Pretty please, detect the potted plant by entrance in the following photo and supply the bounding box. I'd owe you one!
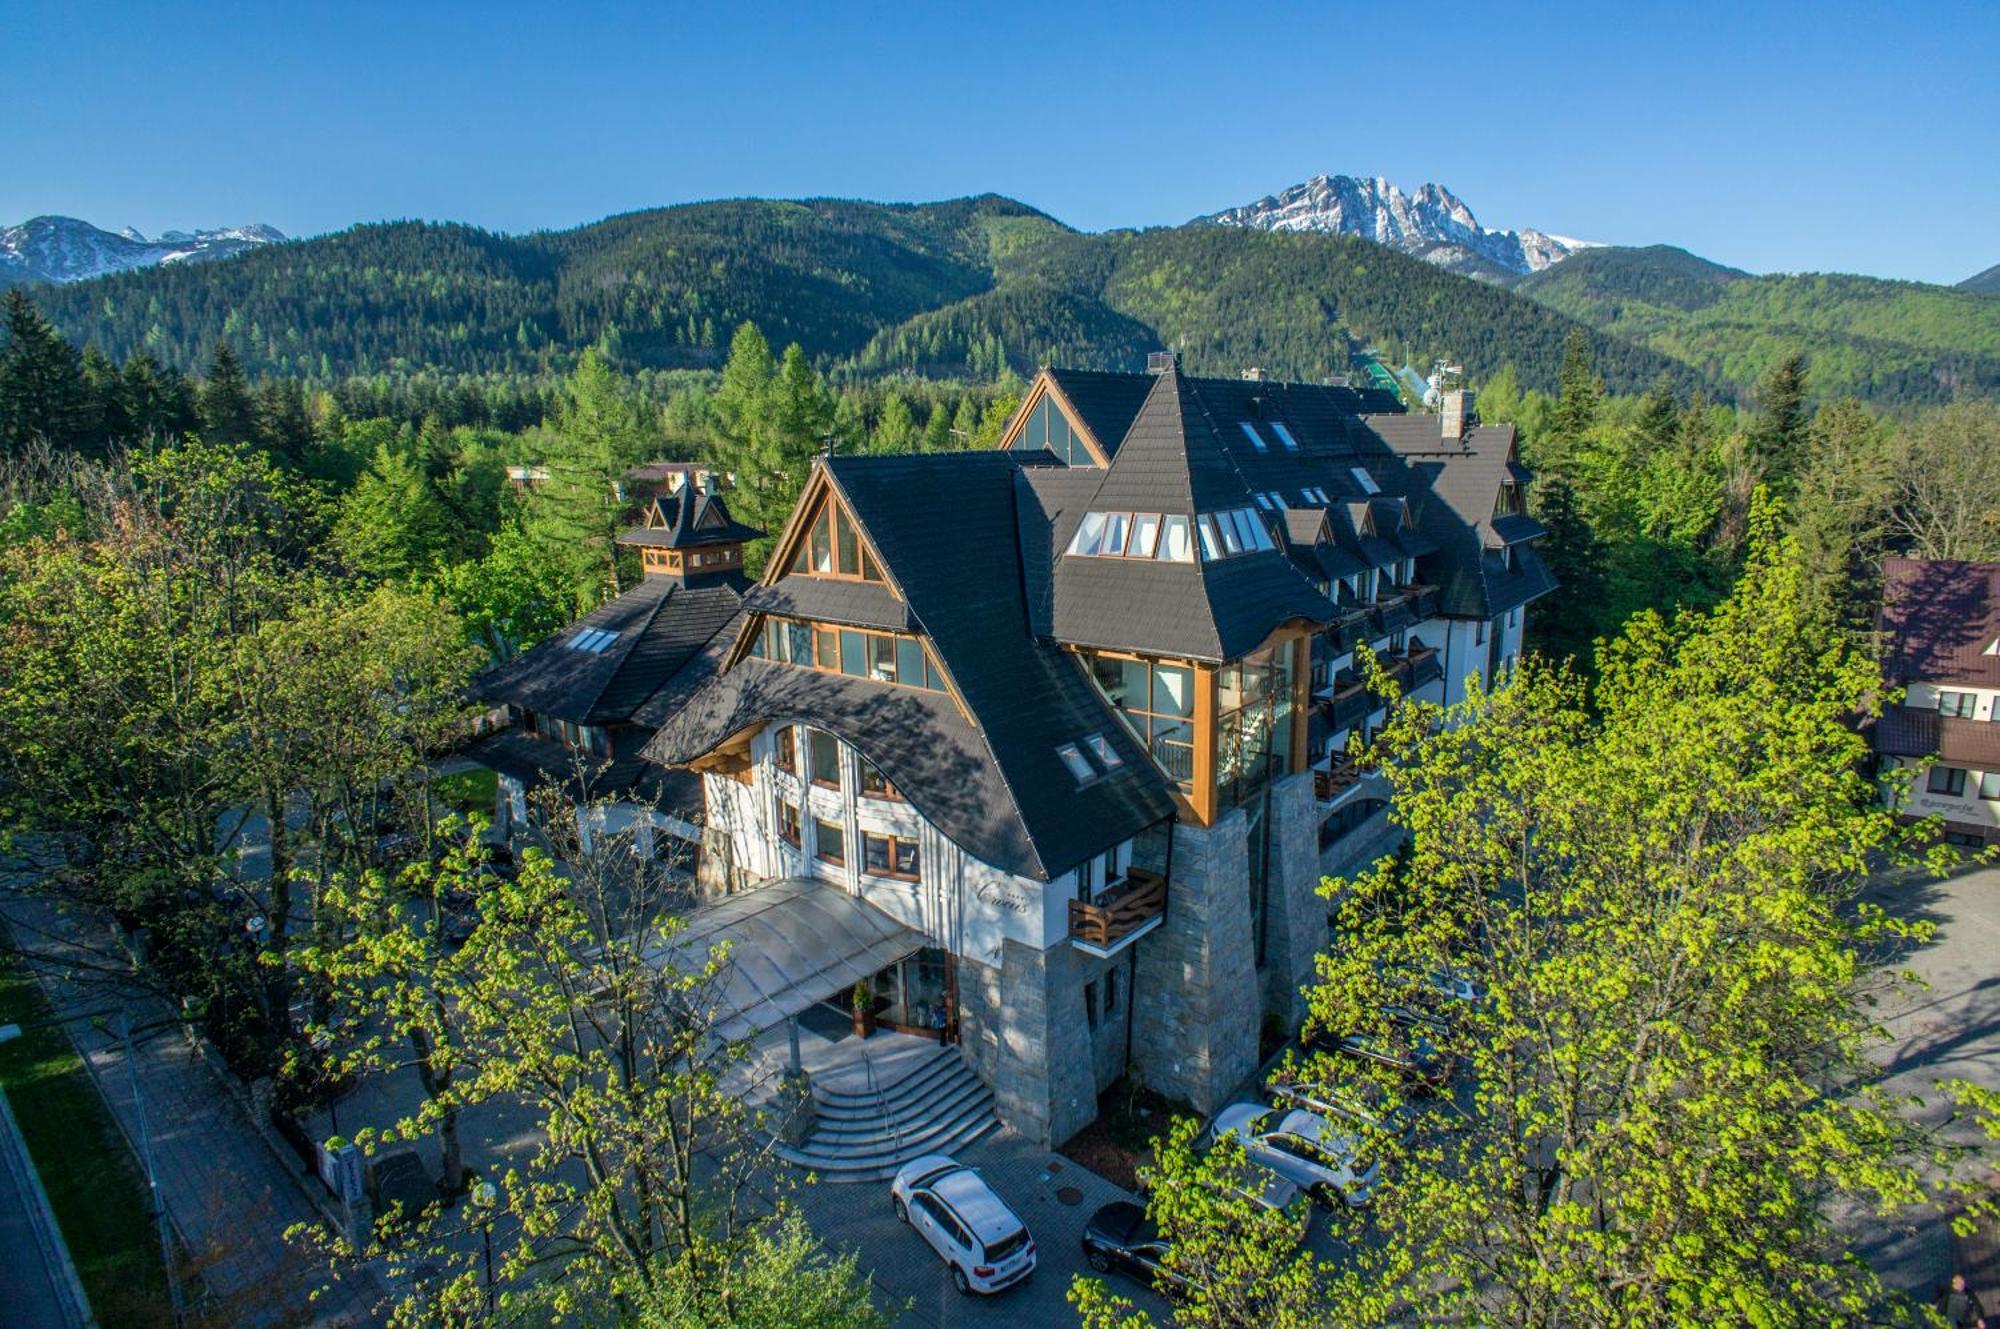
[851,980,878,1038]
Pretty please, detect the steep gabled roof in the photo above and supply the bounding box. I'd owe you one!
[1045,369,1339,661]
[1042,367,1156,462]
[617,484,764,549]
[477,579,747,725]
[1881,557,2000,689]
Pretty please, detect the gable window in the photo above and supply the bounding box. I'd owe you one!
[1939,690,1978,719]
[777,800,801,848]
[1238,421,1269,452]
[859,757,900,801]
[862,831,920,881]
[1010,393,1094,466]
[791,498,883,583]
[809,730,842,788]
[1270,422,1301,452]
[814,818,845,866]
[1929,765,1968,797]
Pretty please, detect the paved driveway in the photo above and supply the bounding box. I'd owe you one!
[1854,861,2000,1300]
[789,1129,1170,1329]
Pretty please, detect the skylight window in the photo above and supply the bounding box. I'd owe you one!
[1270,422,1301,452]
[1238,421,1269,452]
[1253,494,1273,510]
[1266,491,1287,509]
[1085,732,1123,771]
[568,627,619,654]
[1056,742,1097,785]
[1351,467,1381,495]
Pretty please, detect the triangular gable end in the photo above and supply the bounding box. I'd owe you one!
[998,372,1113,468]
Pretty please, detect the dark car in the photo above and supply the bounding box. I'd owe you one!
[1305,1009,1453,1092]
[1081,1202,1187,1297]
[367,1149,438,1228]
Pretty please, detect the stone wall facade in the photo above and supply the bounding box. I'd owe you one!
[1258,771,1327,1032]
[956,939,1097,1148]
[1129,807,1259,1116]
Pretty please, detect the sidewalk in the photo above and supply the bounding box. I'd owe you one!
[2,890,384,1327]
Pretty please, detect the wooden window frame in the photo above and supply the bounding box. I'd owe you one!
[813,817,845,866]
[861,830,921,882]
[858,757,901,802]
[790,495,885,584]
[808,729,842,790]
[759,614,948,695]
[777,800,802,849]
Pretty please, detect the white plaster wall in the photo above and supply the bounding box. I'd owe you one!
[1884,755,2000,831]
[1904,682,2000,716]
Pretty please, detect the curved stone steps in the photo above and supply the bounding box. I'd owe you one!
[773,1046,1000,1183]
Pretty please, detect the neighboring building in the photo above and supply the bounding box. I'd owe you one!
[644,362,1553,1147]
[469,479,762,860]
[1874,556,2000,846]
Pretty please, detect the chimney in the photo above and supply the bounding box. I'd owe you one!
[1440,388,1475,442]
[1146,350,1180,375]
[1241,366,1266,382]
[697,467,717,496]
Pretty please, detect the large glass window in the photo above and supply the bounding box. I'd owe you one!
[791,499,882,582]
[1009,395,1093,466]
[1928,765,1968,797]
[1083,652,1196,789]
[757,616,948,693]
[1939,690,1978,718]
[1217,642,1295,808]
[809,729,841,788]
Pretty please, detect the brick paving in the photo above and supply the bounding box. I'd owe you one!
[2,888,384,1327]
[789,1125,1170,1328]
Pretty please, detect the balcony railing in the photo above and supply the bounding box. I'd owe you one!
[1314,753,1369,802]
[1068,867,1168,951]
[1407,583,1440,618]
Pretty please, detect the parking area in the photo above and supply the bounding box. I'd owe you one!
[789,1128,1170,1328]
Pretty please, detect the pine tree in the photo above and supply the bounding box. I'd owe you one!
[870,393,916,455]
[523,349,644,606]
[1635,373,1680,448]
[1551,329,1602,444]
[1748,350,1810,492]
[198,341,259,446]
[921,401,954,452]
[0,289,97,456]
[333,443,453,581]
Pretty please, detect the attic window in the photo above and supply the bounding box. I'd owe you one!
[1253,494,1273,510]
[1270,422,1301,452]
[1196,508,1275,562]
[1238,422,1269,452]
[1266,491,1287,509]
[1067,511,1195,563]
[1084,732,1124,771]
[1350,467,1381,495]
[1056,743,1098,785]
[568,627,619,653]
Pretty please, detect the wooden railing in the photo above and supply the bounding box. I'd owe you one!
[1068,867,1168,949]
[1314,754,1368,802]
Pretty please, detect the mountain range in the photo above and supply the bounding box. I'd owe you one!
[1199,174,1598,281]
[7,179,1997,410]
[1,215,285,286]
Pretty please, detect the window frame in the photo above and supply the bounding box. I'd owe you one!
[777,800,802,849]
[813,817,845,866]
[861,830,921,882]
[808,729,842,789]
[1939,690,1978,719]
[1929,765,1969,797]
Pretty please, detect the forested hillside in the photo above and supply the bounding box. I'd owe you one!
[26,195,1705,398]
[1519,245,2000,407]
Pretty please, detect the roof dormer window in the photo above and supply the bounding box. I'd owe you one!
[1066,511,1195,562]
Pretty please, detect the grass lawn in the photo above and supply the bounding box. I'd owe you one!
[434,766,499,819]
[0,960,173,1325]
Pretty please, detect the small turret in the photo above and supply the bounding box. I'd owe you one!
[616,475,765,587]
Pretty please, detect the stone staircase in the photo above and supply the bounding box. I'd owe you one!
[773,1045,999,1183]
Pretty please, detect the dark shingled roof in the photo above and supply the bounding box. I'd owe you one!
[743,577,915,632]
[1043,367,1157,461]
[1881,558,2000,689]
[476,579,747,725]
[463,725,704,816]
[649,451,1178,881]
[616,484,764,550]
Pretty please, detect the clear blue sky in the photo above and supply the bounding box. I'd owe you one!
[4,0,1994,284]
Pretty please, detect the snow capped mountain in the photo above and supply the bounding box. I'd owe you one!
[1198,175,1599,280]
[0,215,286,287]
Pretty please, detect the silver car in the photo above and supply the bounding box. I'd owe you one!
[1214,1102,1381,1208]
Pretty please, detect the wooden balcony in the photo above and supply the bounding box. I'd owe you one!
[1314,753,1369,802]
[1068,867,1168,953]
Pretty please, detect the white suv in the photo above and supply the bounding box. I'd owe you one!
[1214,1103,1381,1209]
[890,1155,1037,1295]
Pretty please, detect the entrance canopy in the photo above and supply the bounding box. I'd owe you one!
[658,878,927,1041]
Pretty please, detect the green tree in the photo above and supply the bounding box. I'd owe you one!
[1523,474,1608,669]
[1747,350,1811,492]
[523,348,647,606]
[870,393,916,454]
[1889,400,2000,561]
[1549,328,1602,449]
[428,521,574,661]
[333,443,453,581]
[1081,506,1958,1327]
[705,325,833,571]
[1788,398,1894,629]
[198,341,260,447]
[0,288,97,455]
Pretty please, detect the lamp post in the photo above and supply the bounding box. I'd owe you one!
[471,1178,498,1312]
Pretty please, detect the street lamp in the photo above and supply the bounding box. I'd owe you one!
[471,1177,498,1312]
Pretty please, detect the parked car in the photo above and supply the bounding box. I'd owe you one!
[1214,1103,1380,1209]
[1307,1010,1453,1091]
[1265,1071,1417,1147]
[1081,1201,1188,1297]
[890,1155,1036,1295]
[366,1149,437,1228]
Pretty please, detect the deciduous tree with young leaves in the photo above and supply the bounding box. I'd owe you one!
[1076,498,1964,1328]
